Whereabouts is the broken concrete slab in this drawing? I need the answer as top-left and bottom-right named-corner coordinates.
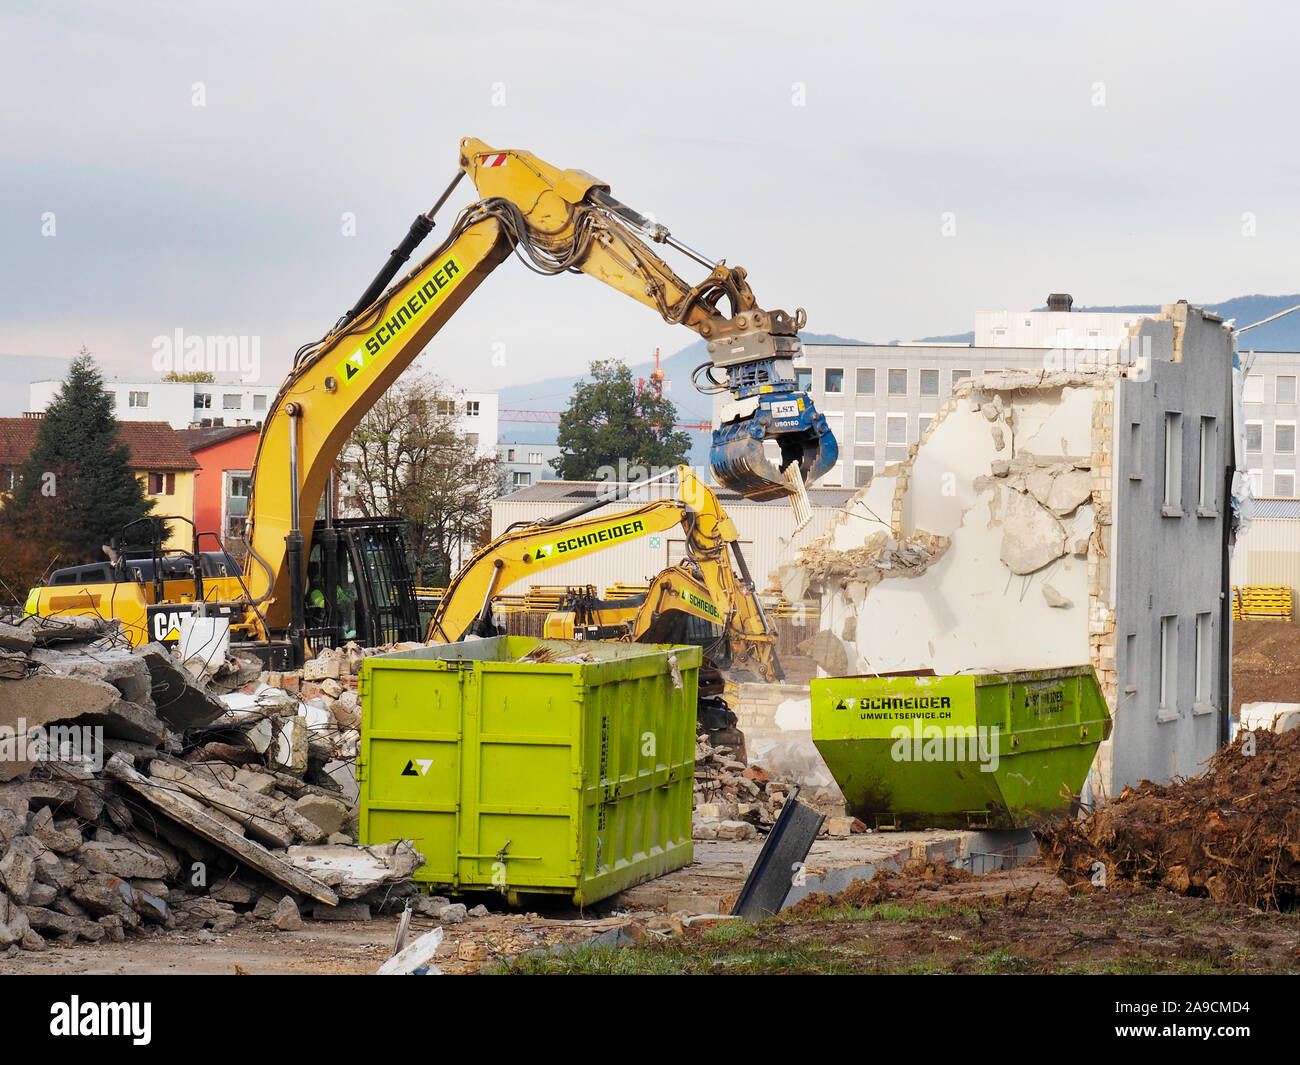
top-left (310, 900), bottom-right (371, 921)
top-left (76, 840), bottom-right (170, 881)
top-left (140, 644), bottom-right (227, 729)
top-left (999, 490), bottom-right (1067, 575)
top-left (0, 675), bottom-right (166, 746)
top-left (102, 756), bottom-right (339, 906)
top-left (28, 645), bottom-right (152, 706)
top-left (272, 895), bottom-right (303, 930)
top-left (282, 840), bottom-right (422, 900)
top-left (144, 760), bottom-right (296, 848)
top-left (0, 893), bottom-right (32, 946)
top-left (0, 622), bottom-right (35, 654)
top-left (292, 794), bottom-right (348, 836)
top-left (26, 807), bottom-right (82, 855)
top-left (24, 902), bottom-right (106, 941)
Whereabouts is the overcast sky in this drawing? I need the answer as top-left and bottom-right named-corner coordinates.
top-left (3, 0), bottom-right (1298, 395)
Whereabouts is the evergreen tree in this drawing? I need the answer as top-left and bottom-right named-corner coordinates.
top-left (553, 359), bottom-right (692, 479)
top-left (8, 349), bottom-right (154, 563)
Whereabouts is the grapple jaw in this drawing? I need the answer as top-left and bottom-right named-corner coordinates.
top-left (710, 390), bottom-right (839, 501)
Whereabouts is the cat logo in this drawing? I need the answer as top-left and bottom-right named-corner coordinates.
top-left (148, 607), bottom-right (192, 644)
top-left (401, 759), bottom-right (433, 777)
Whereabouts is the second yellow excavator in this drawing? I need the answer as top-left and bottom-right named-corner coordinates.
top-left (426, 464), bottom-right (782, 682)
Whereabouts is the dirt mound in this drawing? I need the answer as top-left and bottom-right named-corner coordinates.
top-left (785, 859), bottom-right (973, 917)
top-left (1038, 728), bottom-right (1300, 909)
top-left (1232, 616), bottom-right (1300, 711)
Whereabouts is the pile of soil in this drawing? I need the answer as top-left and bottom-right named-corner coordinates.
top-left (1038, 728), bottom-right (1300, 909)
top-left (785, 859), bottom-right (974, 917)
top-left (1232, 616), bottom-right (1300, 712)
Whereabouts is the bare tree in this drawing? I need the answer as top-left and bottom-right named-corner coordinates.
top-left (339, 374), bottom-right (502, 584)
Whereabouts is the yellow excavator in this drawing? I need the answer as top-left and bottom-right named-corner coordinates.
top-left (26, 138), bottom-right (838, 666)
top-left (426, 463), bottom-right (783, 684)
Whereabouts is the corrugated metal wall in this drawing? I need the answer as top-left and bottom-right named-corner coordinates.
top-left (489, 497), bottom-right (840, 595)
top-left (1231, 518), bottom-right (1300, 589)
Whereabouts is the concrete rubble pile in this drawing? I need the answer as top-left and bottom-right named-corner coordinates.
top-left (691, 730), bottom-right (860, 843)
top-left (0, 617), bottom-right (422, 955)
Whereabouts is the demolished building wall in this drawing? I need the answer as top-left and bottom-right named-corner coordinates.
top-left (782, 304), bottom-right (1237, 796)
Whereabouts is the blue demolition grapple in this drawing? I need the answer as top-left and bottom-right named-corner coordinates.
top-left (711, 388), bottom-right (839, 500)
top-left (700, 309), bottom-right (839, 501)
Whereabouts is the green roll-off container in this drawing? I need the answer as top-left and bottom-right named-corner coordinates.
top-left (358, 637), bottom-right (699, 905)
top-left (811, 666), bottom-right (1111, 829)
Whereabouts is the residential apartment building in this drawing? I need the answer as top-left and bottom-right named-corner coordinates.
top-left (741, 297), bottom-right (1269, 494)
top-left (1237, 352), bottom-right (1300, 497)
top-left (497, 442), bottom-right (561, 490)
top-left (27, 379), bottom-right (279, 431)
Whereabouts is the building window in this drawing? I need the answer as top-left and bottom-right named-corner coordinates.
top-left (1159, 615), bottom-right (1179, 715)
top-left (128, 391), bottom-right (149, 408)
top-left (1249, 468), bottom-right (1264, 495)
top-left (888, 369), bottom-right (908, 396)
top-left (3, 468), bottom-right (18, 492)
top-left (435, 400), bottom-right (455, 416)
top-left (919, 369), bottom-right (939, 397)
top-left (1128, 421), bottom-right (1142, 480)
top-left (1245, 422), bottom-right (1262, 453)
top-left (223, 394), bottom-right (241, 409)
top-left (795, 367), bottom-right (812, 391)
top-left (512, 471), bottom-right (532, 487)
top-left (919, 415), bottom-right (933, 438)
top-left (147, 472), bottom-right (176, 496)
top-left (1163, 412), bottom-right (1182, 513)
top-left (1244, 374), bottom-right (1265, 404)
top-left (466, 401), bottom-right (481, 417)
top-left (856, 368), bottom-right (875, 396)
top-left (855, 415), bottom-right (875, 444)
top-left (824, 368), bottom-right (844, 394)
top-left (252, 394), bottom-right (267, 411)
top-left (1275, 472), bottom-right (1295, 497)
top-left (1276, 422), bottom-right (1295, 454)
top-left (1194, 612), bottom-right (1213, 709)
top-left (1125, 633), bottom-right (1138, 693)
top-left (951, 369), bottom-right (971, 389)
top-left (854, 464), bottom-right (874, 487)
top-left (822, 462), bottom-right (843, 488)
top-left (1278, 376), bottom-right (1297, 405)
top-left (1198, 417), bottom-right (1217, 511)
top-left (464, 433), bottom-right (479, 448)
top-left (886, 414), bottom-right (907, 445)
top-left (506, 448), bottom-right (516, 461)
top-left (194, 392), bottom-right (212, 409)
top-left (528, 452), bottom-right (543, 464)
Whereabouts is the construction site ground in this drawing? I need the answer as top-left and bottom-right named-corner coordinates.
top-left (15, 854), bottom-right (1298, 976)
top-left (2, 829), bottom-right (1005, 975)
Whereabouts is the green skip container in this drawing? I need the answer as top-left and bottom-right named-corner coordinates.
top-left (358, 636), bottom-right (699, 905)
top-left (811, 666), bottom-right (1111, 830)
